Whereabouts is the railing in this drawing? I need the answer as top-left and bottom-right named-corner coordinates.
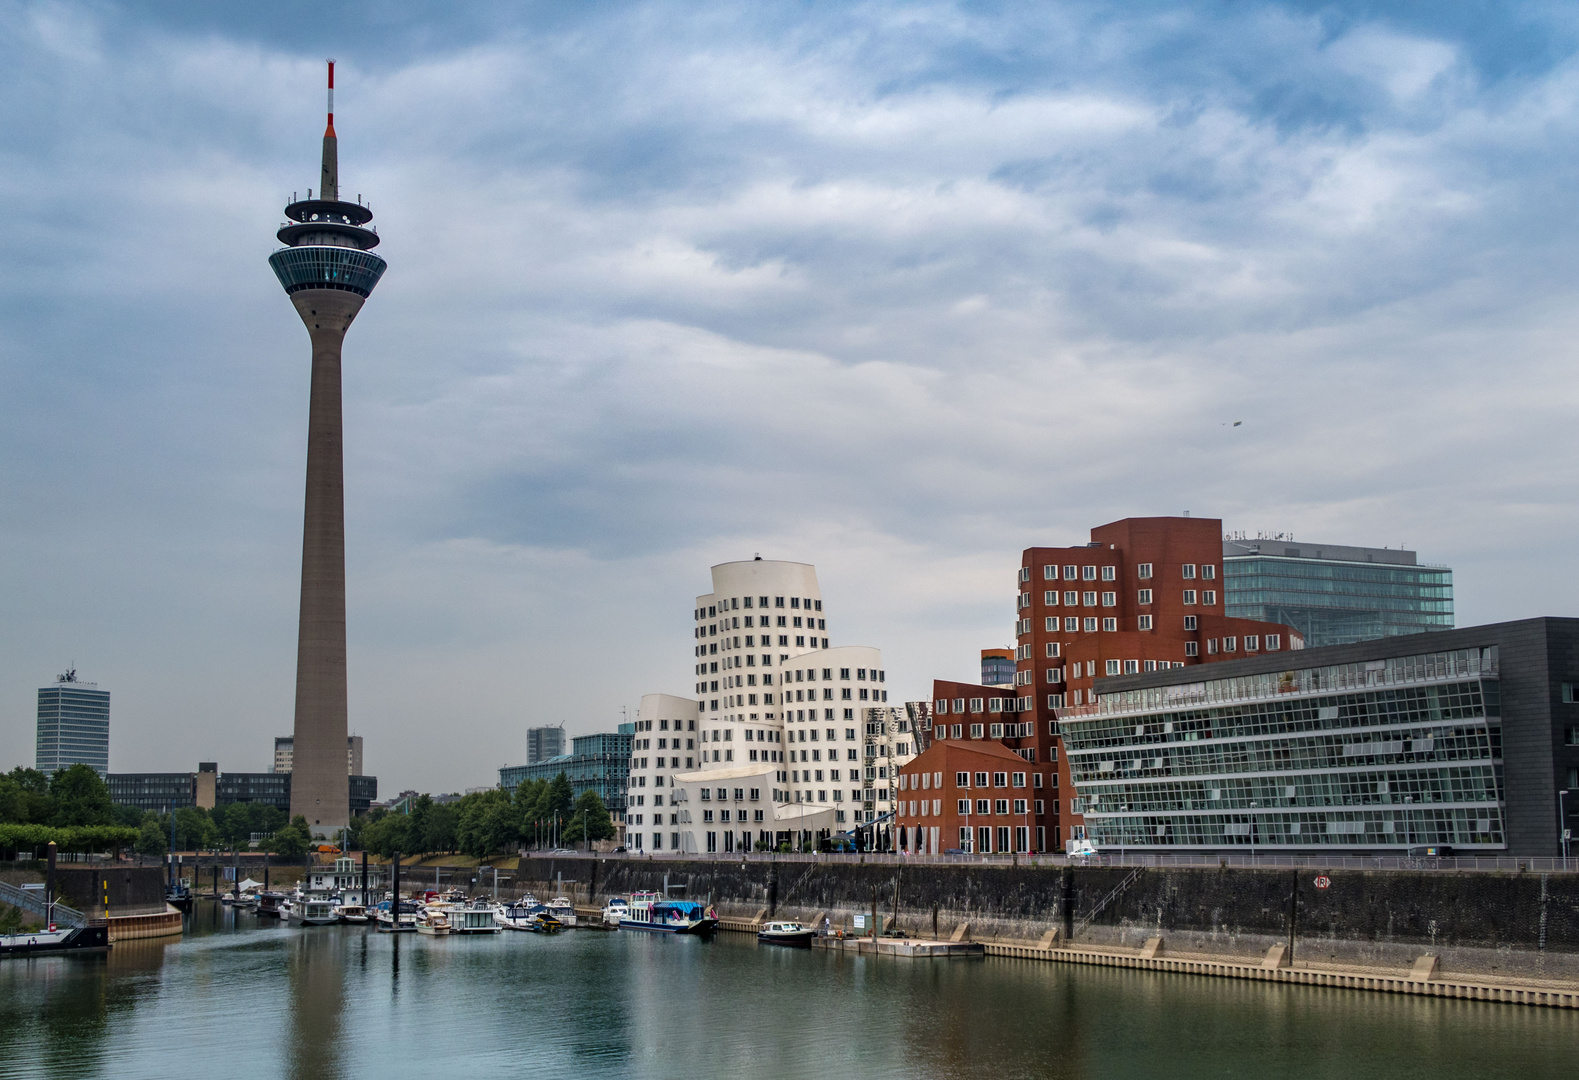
top-left (519, 850), bottom-right (1579, 874)
top-left (0, 880), bottom-right (86, 926)
top-left (1074, 866), bottom-right (1144, 935)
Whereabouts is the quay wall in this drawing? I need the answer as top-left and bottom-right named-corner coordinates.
top-left (516, 857), bottom-right (1579, 981)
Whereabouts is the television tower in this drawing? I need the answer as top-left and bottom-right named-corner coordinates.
top-left (268, 60), bottom-right (386, 835)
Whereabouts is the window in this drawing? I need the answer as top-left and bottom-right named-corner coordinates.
top-left (1137, 563), bottom-right (1153, 579)
top-left (1045, 642), bottom-right (1060, 657)
top-left (1045, 617), bottom-right (1056, 631)
top-left (1182, 564), bottom-right (1196, 580)
top-left (1185, 641), bottom-right (1199, 657)
top-left (1203, 590), bottom-right (1216, 606)
top-left (994, 800), bottom-right (1009, 815)
top-left (953, 698), bottom-right (965, 712)
top-left (1137, 589), bottom-right (1152, 605)
top-left (1065, 617), bottom-right (1079, 632)
top-left (958, 799), bottom-right (970, 814)
top-left (1083, 566), bottom-right (1097, 581)
top-left (1184, 615), bottom-right (1197, 630)
top-left (1183, 590), bottom-right (1196, 605)
top-left (1202, 564), bottom-right (1216, 580)
top-left (956, 772), bottom-right (970, 787)
top-left (969, 723), bottom-right (984, 738)
top-left (969, 697), bottom-right (984, 712)
top-left (989, 722), bottom-right (1004, 737)
top-left (1082, 591), bottom-right (1097, 606)
top-left (1063, 565), bottom-right (1077, 580)
top-left (1105, 659), bottom-right (1121, 676)
top-left (1043, 564), bottom-right (1056, 580)
top-left (1266, 634), bottom-right (1280, 650)
top-left (1566, 683), bottom-right (1579, 704)
top-left (1084, 618), bottom-right (1098, 632)
top-left (1138, 615), bottom-right (1153, 631)
top-left (1064, 591), bottom-right (1078, 606)
top-left (1012, 772), bottom-right (1026, 788)
top-left (1102, 618), bottom-right (1117, 632)
top-left (993, 772), bottom-right (1008, 787)
top-left (1206, 639), bottom-right (1219, 655)
top-left (1046, 667), bottom-right (1062, 684)
top-left (1223, 636), bottom-right (1236, 652)
top-left (1101, 591), bottom-right (1116, 606)
top-left (1245, 635), bottom-right (1258, 651)
top-left (1018, 566), bottom-right (1031, 583)
top-left (1124, 660), bottom-right (1138, 674)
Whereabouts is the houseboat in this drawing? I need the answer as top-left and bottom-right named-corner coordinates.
top-left (450, 905), bottom-right (503, 935)
top-left (290, 898), bottom-right (341, 927)
top-left (620, 892), bottom-right (718, 935)
top-left (1, 924), bottom-right (111, 958)
top-left (256, 892), bottom-right (288, 919)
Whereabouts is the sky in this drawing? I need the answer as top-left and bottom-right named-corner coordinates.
top-left (3, 1), bottom-right (1578, 793)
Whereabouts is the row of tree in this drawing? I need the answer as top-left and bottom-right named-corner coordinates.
top-left (358, 773), bottom-right (615, 859)
top-left (1, 764), bottom-right (131, 829)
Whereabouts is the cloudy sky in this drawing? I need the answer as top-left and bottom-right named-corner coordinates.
top-left (3, 2), bottom-right (1577, 792)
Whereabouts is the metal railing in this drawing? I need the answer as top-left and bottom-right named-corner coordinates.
top-left (0, 880), bottom-right (86, 926)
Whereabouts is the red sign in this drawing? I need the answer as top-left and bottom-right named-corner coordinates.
top-left (1314, 876), bottom-right (1332, 889)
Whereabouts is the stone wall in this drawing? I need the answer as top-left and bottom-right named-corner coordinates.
top-left (516, 856), bottom-right (1579, 979)
top-left (54, 867), bottom-right (165, 914)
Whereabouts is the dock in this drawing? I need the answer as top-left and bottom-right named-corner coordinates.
top-left (813, 935), bottom-right (985, 958)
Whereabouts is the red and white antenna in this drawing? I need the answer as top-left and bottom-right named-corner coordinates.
top-left (325, 58), bottom-right (336, 137)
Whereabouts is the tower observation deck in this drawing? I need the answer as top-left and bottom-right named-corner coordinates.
top-left (269, 61), bottom-right (385, 836)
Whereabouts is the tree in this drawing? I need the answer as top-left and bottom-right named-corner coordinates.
top-left (0, 767), bottom-right (51, 825)
top-left (135, 816), bottom-right (167, 857)
top-left (171, 807), bottom-right (217, 852)
top-left (456, 790), bottom-right (518, 857)
top-left (48, 764), bottom-right (116, 827)
top-left (561, 790), bottom-right (615, 846)
top-left (424, 803), bottom-right (459, 854)
top-left (269, 815), bottom-right (311, 857)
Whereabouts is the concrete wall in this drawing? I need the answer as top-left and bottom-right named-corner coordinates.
top-left (54, 867), bottom-right (164, 914)
top-left (517, 856), bottom-right (1579, 979)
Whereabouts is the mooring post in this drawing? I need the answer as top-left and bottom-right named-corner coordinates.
top-left (46, 841), bottom-right (57, 925)
top-left (362, 850), bottom-right (368, 900)
top-left (870, 887), bottom-right (878, 940)
top-left (392, 851), bottom-right (401, 914)
top-left (1287, 869), bottom-right (1299, 966)
top-left (263, 853), bottom-right (270, 891)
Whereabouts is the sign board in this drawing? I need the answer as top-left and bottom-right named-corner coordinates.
top-left (1314, 875), bottom-right (1332, 889)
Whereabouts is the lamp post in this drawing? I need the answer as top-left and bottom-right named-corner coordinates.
top-left (1561, 789), bottom-right (1571, 870)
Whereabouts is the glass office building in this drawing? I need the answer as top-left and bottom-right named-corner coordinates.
top-left (36, 672), bottom-right (110, 776)
top-left (1223, 540), bottom-right (1453, 647)
top-left (500, 728), bottom-right (634, 816)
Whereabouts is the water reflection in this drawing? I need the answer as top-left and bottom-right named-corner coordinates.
top-left (0, 904), bottom-right (1576, 1080)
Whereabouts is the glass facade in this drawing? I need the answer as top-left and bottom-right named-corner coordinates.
top-left (1224, 548), bottom-right (1453, 647)
top-left (499, 731), bottom-right (634, 813)
top-left (36, 682), bottom-right (110, 776)
top-left (268, 245), bottom-right (387, 297)
top-left (1061, 646), bottom-right (1504, 851)
top-left (980, 650), bottom-right (1016, 687)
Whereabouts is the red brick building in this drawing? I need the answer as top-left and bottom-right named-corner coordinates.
top-left (895, 739), bottom-right (1053, 854)
top-left (923, 516), bottom-right (1303, 853)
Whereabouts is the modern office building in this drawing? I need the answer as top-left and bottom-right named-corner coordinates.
top-left (630, 558), bottom-right (895, 853)
top-left (1223, 538), bottom-right (1454, 647)
top-left (980, 648), bottom-right (1016, 687)
top-left (1060, 617), bottom-right (1579, 857)
top-left (526, 726), bottom-right (567, 765)
top-left (107, 765), bottom-right (376, 816)
top-left (499, 729), bottom-right (635, 825)
top-left (272, 735), bottom-right (364, 775)
top-left (269, 62), bottom-right (387, 836)
top-left (35, 670), bottom-right (110, 776)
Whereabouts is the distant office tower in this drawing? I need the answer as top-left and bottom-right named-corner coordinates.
top-left (35, 670), bottom-right (110, 776)
top-left (1223, 539), bottom-right (1454, 647)
top-left (980, 648), bottom-right (1016, 686)
top-left (526, 726), bottom-right (566, 765)
top-left (268, 62), bottom-right (386, 835)
top-left (271, 735), bottom-right (364, 775)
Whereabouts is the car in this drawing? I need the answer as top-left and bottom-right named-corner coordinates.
top-left (612, 846), bottom-right (627, 853)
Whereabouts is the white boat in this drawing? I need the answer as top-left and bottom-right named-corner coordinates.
top-left (621, 892), bottom-right (718, 935)
top-left (545, 896), bottom-right (578, 927)
top-left (757, 921), bottom-right (816, 946)
top-left (601, 897), bottom-right (630, 926)
top-left (416, 910), bottom-right (453, 936)
top-left (334, 902), bottom-right (369, 924)
top-left (495, 900), bottom-right (547, 931)
top-left (290, 898), bottom-right (341, 926)
top-left (450, 905), bottom-right (502, 934)
top-left (375, 900), bottom-right (419, 932)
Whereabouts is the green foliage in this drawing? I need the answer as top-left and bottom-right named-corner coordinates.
top-left (48, 764), bottom-right (117, 827)
top-left (0, 903), bottom-right (24, 936)
top-left (359, 810), bottom-right (408, 859)
top-left (135, 817), bottom-right (167, 856)
top-left (171, 807), bottom-right (218, 852)
top-left (269, 816), bottom-right (312, 857)
top-left (456, 790), bottom-right (518, 857)
top-left (0, 823), bottom-right (139, 854)
top-left (0, 767), bottom-right (51, 825)
top-left (424, 803), bottom-right (459, 854)
top-left (561, 790), bottom-right (615, 846)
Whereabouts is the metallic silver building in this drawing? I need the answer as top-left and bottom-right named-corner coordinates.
top-left (35, 670), bottom-right (109, 777)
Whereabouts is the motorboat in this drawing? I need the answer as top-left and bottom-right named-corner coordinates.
top-left (601, 897), bottom-right (630, 926)
top-left (416, 909), bottom-right (453, 936)
top-left (450, 905), bottom-right (502, 935)
top-left (757, 921), bottom-right (817, 946)
top-left (495, 900), bottom-right (543, 932)
top-left (1, 924), bottom-right (111, 958)
top-left (532, 910), bottom-right (564, 933)
top-left (375, 900), bottom-right (419, 932)
top-left (545, 896), bottom-right (578, 928)
top-left (334, 902), bottom-right (369, 924)
top-left (164, 883), bottom-right (193, 909)
top-left (621, 892), bottom-right (718, 935)
top-left (290, 898), bottom-right (341, 927)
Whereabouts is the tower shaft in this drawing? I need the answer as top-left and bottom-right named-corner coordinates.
top-left (288, 291), bottom-right (363, 832)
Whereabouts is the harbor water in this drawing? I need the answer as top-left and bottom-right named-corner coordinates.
top-left (1, 901), bottom-right (1575, 1079)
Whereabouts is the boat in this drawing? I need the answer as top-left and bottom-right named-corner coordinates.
top-left (1, 925), bottom-right (111, 958)
top-left (495, 900), bottom-right (544, 931)
top-left (621, 892), bottom-right (718, 935)
top-left (374, 900), bottom-right (419, 933)
top-left (290, 898), bottom-right (341, 927)
top-left (256, 892), bottom-right (288, 919)
top-left (757, 921), bottom-right (817, 946)
top-left (545, 896), bottom-right (578, 928)
top-left (334, 901), bottom-right (369, 924)
top-left (450, 905), bottom-right (502, 935)
top-left (416, 910), bottom-right (453, 936)
top-left (601, 897), bottom-right (630, 926)
top-left (164, 884), bottom-right (193, 909)
top-left (532, 910), bottom-right (563, 932)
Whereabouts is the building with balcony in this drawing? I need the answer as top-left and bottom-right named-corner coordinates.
top-left (1223, 538), bottom-right (1454, 647)
top-left (1059, 617), bottom-right (1579, 857)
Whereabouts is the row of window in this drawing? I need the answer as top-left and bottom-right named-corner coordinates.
top-left (632, 718), bottom-right (696, 732)
top-left (708, 688), bottom-right (887, 706)
top-left (698, 615), bottom-right (827, 638)
top-left (698, 596), bottom-right (823, 618)
top-left (1020, 563), bottom-right (1217, 583)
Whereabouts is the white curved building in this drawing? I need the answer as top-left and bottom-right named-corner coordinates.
top-left (631, 558), bottom-right (896, 853)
